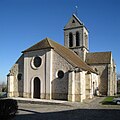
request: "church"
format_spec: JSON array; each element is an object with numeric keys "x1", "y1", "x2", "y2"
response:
[{"x1": 7, "y1": 14, "x2": 117, "y2": 102}]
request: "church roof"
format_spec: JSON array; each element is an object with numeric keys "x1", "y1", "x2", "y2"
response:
[
  {"x1": 64, "y1": 14, "x2": 84, "y2": 30},
  {"x1": 23, "y1": 38, "x2": 96, "y2": 73},
  {"x1": 72, "y1": 14, "x2": 83, "y2": 25},
  {"x1": 86, "y1": 52, "x2": 112, "y2": 64},
  {"x1": 22, "y1": 38, "x2": 53, "y2": 52}
]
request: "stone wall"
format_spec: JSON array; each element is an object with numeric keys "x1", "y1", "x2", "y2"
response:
[
  {"x1": 89, "y1": 64, "x2": 108, "y2": 95},
  {"x1": 7, "y1": 55, "x2": 24, "y2": 97},
  {"x1": 108, "y1": 61, "x2": 117, "y2": 96},
  {"x1": 85, "y1": 72, "x2": 99, "y2": 99},
  {"x1": 52, "y1": 50, "x2": 73, "y2": 100},
  {"x1": 23, "y1": 49, "x2": 50, "y2": 99},
  {"x1": 17, "y1": 55, "x2": 24, "y2": 97},
  {"x1": 85, "y1": 73, "x2": 91, "y2": 98}
]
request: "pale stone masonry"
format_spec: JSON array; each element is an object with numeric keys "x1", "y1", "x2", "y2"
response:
[{"x1": 7, "y1": 14, "x2": 117, "y2": 102}]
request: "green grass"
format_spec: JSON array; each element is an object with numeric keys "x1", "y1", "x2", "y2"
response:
[
  {"x1": 103, "y1": 96, "x2": 114, "y2": 102},
  {"x1": 100, "y1": 96, "x2": 115, "y2": 105}
]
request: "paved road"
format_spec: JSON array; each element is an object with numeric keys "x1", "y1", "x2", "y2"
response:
[{"x1": 13, "y1": 97, "x2": 120, "y2": 120}]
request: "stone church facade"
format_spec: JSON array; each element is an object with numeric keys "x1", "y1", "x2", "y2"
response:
[{"x1": 7, "y1": 14, "x2": 117, "y2": 102}]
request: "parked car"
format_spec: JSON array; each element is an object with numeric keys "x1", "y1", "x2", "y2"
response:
[
  {"x1": 0, "y1": 92, "x2": 7, "y2": 98},
  {"x1": 113, "y1": 97, "x2": 120, "y2": 104}
]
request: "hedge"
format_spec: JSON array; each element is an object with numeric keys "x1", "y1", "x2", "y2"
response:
[{"x1": 0, "y1": 99, "x2": 18, "y2": 119}]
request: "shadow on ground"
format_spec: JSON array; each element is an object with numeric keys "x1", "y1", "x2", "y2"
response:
[
  {"x1": 13, "y1": 108, "x2": 120, "y2": 120},
  {"x1": 101, "y1": 101, "x2": 116, "y2": 105}
]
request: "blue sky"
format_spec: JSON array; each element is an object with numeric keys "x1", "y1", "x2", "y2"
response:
[{"x1": 0, "y1": 0, "x2": 120, "y2": 83}]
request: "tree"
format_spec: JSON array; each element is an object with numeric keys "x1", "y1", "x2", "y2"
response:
[
  {"x1": 1, "y1": 82, "x2": 7, "y2": 92},
  {"x1": 117, "y1": 73, "x2": 120, "y2": 80}
]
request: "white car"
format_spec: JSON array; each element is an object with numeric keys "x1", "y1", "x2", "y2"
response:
[{"x1": 113, "y1": 97, "x2": 120, "y2": 104}]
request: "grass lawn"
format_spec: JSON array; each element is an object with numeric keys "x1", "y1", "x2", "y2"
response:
[{"x1": 100, "y1": 96, "x2": 115, "y2": 105}]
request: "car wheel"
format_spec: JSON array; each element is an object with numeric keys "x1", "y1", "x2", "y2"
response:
[{"x1": 116, "y1": 101, "x2": 120, "y2": 105}]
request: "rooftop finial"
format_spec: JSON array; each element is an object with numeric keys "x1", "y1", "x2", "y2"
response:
[{"x1": 75, "y1": 5, "x2": 78, "y2": 16}]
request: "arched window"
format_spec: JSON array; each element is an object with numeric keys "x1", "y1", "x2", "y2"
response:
[
  {"x1": 57, "y1": 70, "x2": 64, "y2": 79},
  {"x1": 76, "y1": 31, "x2": 80, "y2": 46},
  {"x1": 17, "y1": 73, "x2": 22, "y2": 81},
  {"x1": 69, "y1": 32, "x2": 73, "y2": 47}
]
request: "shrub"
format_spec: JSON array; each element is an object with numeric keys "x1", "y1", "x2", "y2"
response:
[
  {"x1": 2, "y1": 86, "x2": 7, "y2": 92},
  {"x1": 0, "y1": 99, "x2": 18, "y2": 119}
]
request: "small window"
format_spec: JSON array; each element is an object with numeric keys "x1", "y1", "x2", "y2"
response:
[
  {"x1": 33, "y1": 56, "x2": 42, "y2": 68},
  {"x1": 57, "y1": 70, "x2": 64, "y2": 79},
  {"x1": 74, "y1": 51, "x2": 78, "y2": 55},
  {"x1": 17, "y1": 73, "x2": 22, "y2": 81},
  {"x1": 95, "y1": 68, "x2": 98, "y2": 72},
  {"x1": 72, "y1": 20, "x2": 75, "y2": 23}
]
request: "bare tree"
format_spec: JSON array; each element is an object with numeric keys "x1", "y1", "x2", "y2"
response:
[
  {"x1": 1, "y1": 82, "x2": 7, "y2": 92},
  {"x1": 117, "y1": 73, "x2": 120, "y2": 80}
]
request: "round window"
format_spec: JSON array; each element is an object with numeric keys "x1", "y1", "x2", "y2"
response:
[
  {"x1": 17, "y1": 73, "x2": 22, "y2": 81},
  {"x1": 33, "y1": 56, "x2": 42, "y2": 68},
  {"x1": 57, "y1": 70, "x2": 64, "y2": 79}
]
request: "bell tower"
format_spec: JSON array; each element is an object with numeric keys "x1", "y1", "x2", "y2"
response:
[{"x1": 64, "y1": 14, "x2": 89, "y2": 61}]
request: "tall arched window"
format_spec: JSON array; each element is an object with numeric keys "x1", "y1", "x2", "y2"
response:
[
  {"x1": 69, "y1": 32, "x2": 73, "y2": 47},
  {"x1": 76, "y1": 31, "x2": 80, "y2": 46}
]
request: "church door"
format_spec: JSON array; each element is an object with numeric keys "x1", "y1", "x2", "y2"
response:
[{"x1": 33, "y1": 77, "x2": 41, "y2": 99}]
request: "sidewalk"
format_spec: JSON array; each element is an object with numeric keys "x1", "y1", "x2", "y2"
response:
[
  {"x1": 8, "y1": 97, "x2": 69, "y2": 105},
  {"x1": 7, "y1": 97, "x2": 104, "y2": 108}
]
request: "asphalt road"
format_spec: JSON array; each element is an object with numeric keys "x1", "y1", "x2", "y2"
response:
[{"x1": 12, "y1": 97, "x2": 120, "y2": 120}]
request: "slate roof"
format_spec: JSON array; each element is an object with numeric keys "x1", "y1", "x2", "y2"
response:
[
  {"x1": 71, "y1": 14, "x2": 83, "y2": 25},
  {"x1": 64, "y1": 14, "x2": 83, "y2": 29},
  {"x1": 64, "y1": 14, "x2": 89, "y2": 31},
  {"x1": 23, "y1": 38, "x2": 96, "y2": 73},
  {"x1": 22, "y1": 38, "x2": 52, "y2": 52},
  {"x1": 86, "y1": 52, "x2": 112, "y2": 64}
]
